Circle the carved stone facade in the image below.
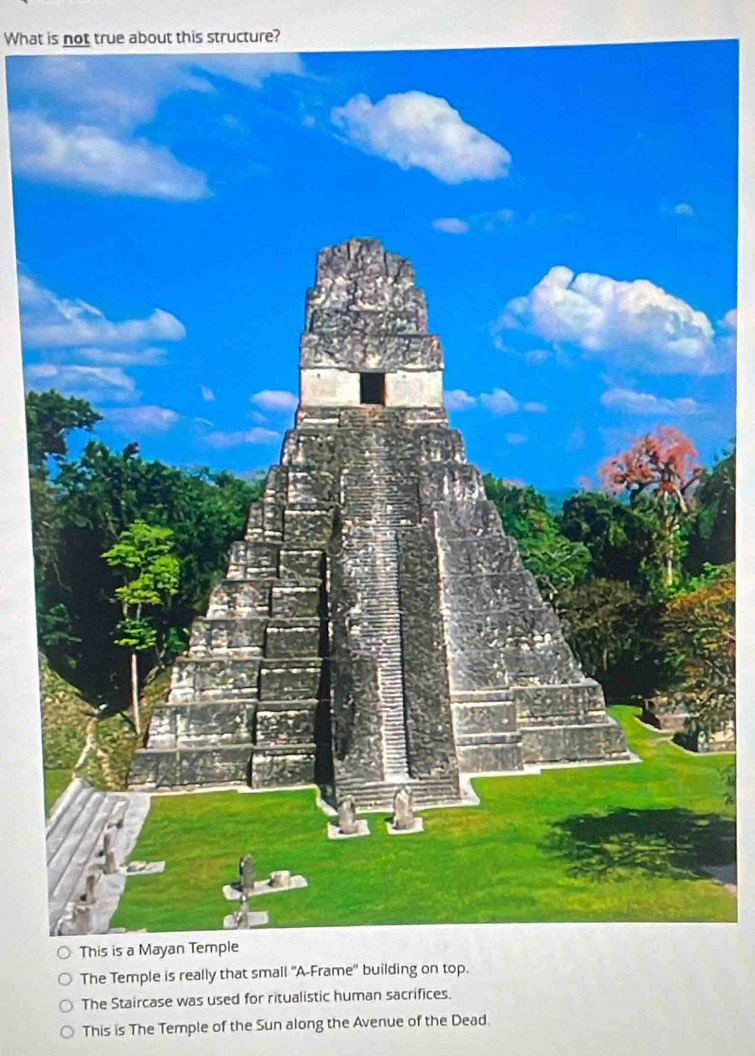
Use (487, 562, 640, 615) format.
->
(128, 238, 628, 807)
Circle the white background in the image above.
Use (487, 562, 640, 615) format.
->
(0, 2, 752, 1053)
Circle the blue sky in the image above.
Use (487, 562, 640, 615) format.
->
(7, 41, 737, 489)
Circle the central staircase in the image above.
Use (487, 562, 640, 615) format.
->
(337, 408, 461, 810)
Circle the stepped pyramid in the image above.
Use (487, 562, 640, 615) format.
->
(129, 238, 628, 808)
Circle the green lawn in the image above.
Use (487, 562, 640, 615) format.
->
(111, 706, 736, 931)
(44, 768, 72, 816)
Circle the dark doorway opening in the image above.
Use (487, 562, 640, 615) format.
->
(360, 372, 385, 405)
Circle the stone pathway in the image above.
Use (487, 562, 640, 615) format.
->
(46, 778, 150, 935)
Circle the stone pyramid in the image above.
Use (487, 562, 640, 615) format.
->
(129, 238, 628, 808)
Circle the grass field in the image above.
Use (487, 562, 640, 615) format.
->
(111, 706, 736, 931)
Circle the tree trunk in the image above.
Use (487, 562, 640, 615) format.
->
(130, 651, 141, 737)
(665, 550, 674, 587)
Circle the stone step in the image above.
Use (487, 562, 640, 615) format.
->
(337, 776, 461, 812)
(48, 793, 128, 929)
(46, 778, 95, 853)
(47, 790, 108, 890)
(48, 791, 150, 935)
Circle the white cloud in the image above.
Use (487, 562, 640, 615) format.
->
(673, 202, 695, 217)
(499, 265, 727, 374)
(13, 56, 304, 128)
(204, 427, 281, 449)
(505, 432, 528, 445)
(720, 308, 737, 332)
(444, 389, 476, 410)
(480, 388, 518, 415)
(201, 385, 215, 402)
(435, 208, 516, 236)
(24, 363, 138, 402)
(432, 217, 470, 234)
(485, 207, 515, 229)
(9, 54, 304, 198)
(251, 389, 298, 412)
(11, 112, 208, 200)
(193, 54, 304, 89)
(331, 91, 511, 184)
(106, 404, 180, 433)
(523, 348, 551, 365)
(20, 273, 185, 349)
(75, 346, 167, 366)
(600, 388, 707, 417)
(523, 401, 547, 413)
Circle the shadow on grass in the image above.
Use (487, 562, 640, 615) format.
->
(544, 808, 736, 881)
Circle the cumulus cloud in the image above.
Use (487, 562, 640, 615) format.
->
(24, 363, 138, 402)
(498, 265, 729, 374)
(200, 385, 215, 401)
(523, 401, 547, 413)
(432, 217, 470, 234)
(8, 54, 304, 198)
(480, 388, 518, 415)
(106, 404, 180, 433)
(204, 427, 281, 449)
(444, 389, 476, 410)
(600, 387, 707, 417)
(251, 389, 298, 412)
(331, 91, 511, 184)
(673, 202, 695, 217)
(19, 273, 185, 350)
(11, 112, 209, 200)
(505, 432, 528, 445)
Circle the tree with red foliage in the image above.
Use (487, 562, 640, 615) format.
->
(598, 427, 701, 586)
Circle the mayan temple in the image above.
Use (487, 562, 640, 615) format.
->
(128, 238, 629, 808)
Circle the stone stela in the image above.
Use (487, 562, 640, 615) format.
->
(128, 237, 629, 810)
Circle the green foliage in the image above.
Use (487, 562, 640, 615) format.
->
(25, 389, 101, 478)
(37, 602, 80, 651)
(559, 491, 660, 590)
(517, 531, 591, 603)
(482, 476, 590, 601)
(556, 578, 663, 697)
(103, 522, 181, 618)
(684, 447, 735, 572)
(662, 563, 735, 736)
(33, 428, 261, 698)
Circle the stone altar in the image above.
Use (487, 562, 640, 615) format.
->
(129, 237, 629, 808)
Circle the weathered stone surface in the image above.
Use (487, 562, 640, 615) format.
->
(336, 795, 360, 835)
(239, 854, 255, 896)
(130, 237, 628, 799)
(392, 786, 415, 830)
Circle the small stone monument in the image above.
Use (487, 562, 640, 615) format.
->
(387, 785, 423, 835)
(84, 873, 98, 905)
(269, 870, 292, 889)
(222, 893, 268, 930)
(239, 854, 256, 896)
(327, 795, 369, 839)
(338, 796, 359, 835)
(103, 829, 118, 875)
(71, 902, 92, 935)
